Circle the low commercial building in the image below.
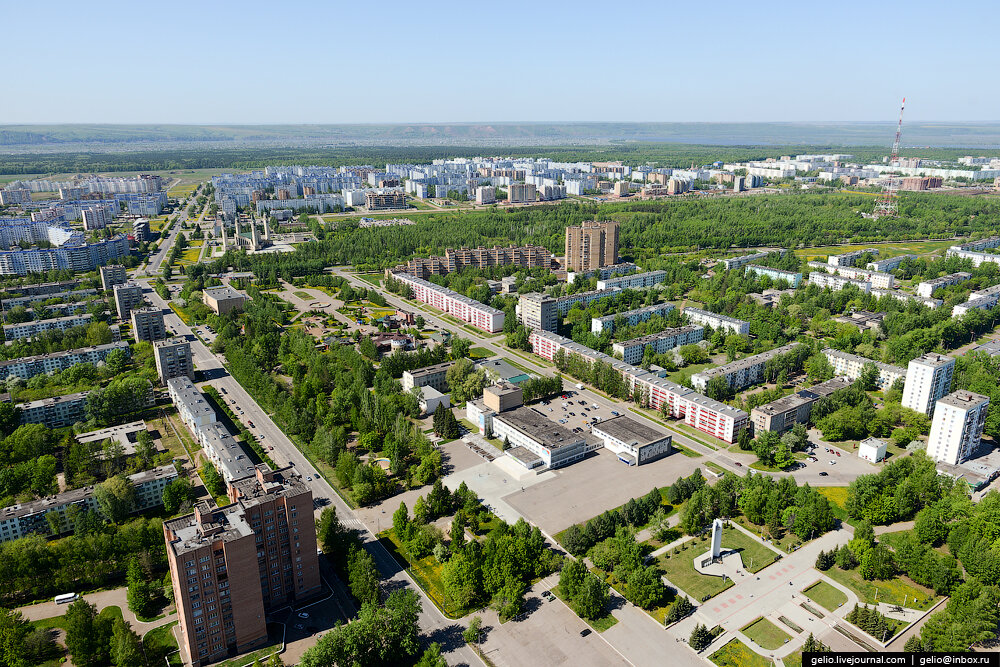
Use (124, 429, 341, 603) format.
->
(822, 348, 906, 388)
(612, 326, 704, 365)
(418, 386, 450, 415)
(0, 464, 177, 543)
(858, 438, 888, 463)
(591, 303, 675, 334)
(691, 343, 803, 392)
(592, 416, 671, 466)
(154, 339, 194, 384)
(744, 265, 802, 288)
(3, 313, 92, 340)
(684, 307, 750, 335)
(130, 307, 166, 342)
(751, 376, 850, 434)
(202, 286, 248, 315)
(483, 384, 523, 413)
(402, 361, 455, 393)
(0, 341, 129, 381)
(17, 391, 89, 428)
(392, 272, 504, 332)
(916, 272, 972, 298)
(491, 406, 587, 469)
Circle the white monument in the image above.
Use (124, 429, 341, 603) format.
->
(711, 518, 723, 560)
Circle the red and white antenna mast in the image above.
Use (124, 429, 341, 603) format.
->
(873, 97, 906, 219)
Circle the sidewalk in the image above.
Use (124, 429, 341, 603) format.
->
(17, 586, 176, 635)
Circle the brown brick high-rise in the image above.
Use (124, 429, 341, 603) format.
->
(163, 466, 321, 666)
(565, 220, 619, 272)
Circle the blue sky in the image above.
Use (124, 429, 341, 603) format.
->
(2, 0, 994, 124)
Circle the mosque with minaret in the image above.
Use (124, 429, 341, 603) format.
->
(219, 217, 272, 252)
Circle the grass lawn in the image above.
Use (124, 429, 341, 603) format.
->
(168, 302, 192, 324)
(793, 239, 957, 261)
(379, 529, 466, 618)
(143, 621, 182, 667)
(741, 617, 791, 650)
(803, 580, 848, 612)
(553, 489, 676, 549)
(709, 638, 772, 667)
(824, 566, 937, 610)
(667, 360, 715, 385)
(293, 291, 314, 300)
(784, 649, 804, 667)
(721, 527, 779, 573)
(731, 516, 804, 553)
(551, 585, 618, 632)
(458, 418, 478, 434)
(210, 623, 284, 667)
(669, 422, 720, 450)
(879, 529, 951, 557)
(655, 541, 734, 602)
(469, 346, 491, 359)
(705, 461, 727, 476)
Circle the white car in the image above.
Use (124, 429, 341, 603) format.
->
(828, 460, 836, 465)
(297, 612, 310, 619)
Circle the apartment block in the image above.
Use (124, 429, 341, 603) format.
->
(751, 376, 850, 434)
(612, 325, 704, 365)
(827, 249, 878, 267)
(155, 339, 194, 384)
(17, 391, 90, 428)
(691, 343, 803, 392)
(926, 390, 990, 465)
(953, 293, 999, 317)
(164, 466, 320, 667)
(744, 265, 802, 288)
(720, 251, 777, 271)
(402, 361, 455, 393)
(475, 186, 495, 205)
(567, 262, 639, 284)
(822, 348, 906, 388)
(364, 189, 406, 210)
(507, 183, 536, 203)
(516, 293, 558, 332)
(564, 221, 619, 272)
(3, 313, 92, 341)
(131, 307, 166, 342)
(0, 465, 177, 543)
(684, 307, 750, 335)
(113, 282, 144, 319)
(916, 272, 971, 298)
(0, 341, 129, 381)
(902, 353, 956, 416)
(596, 270, 668, 291)
(809, 270, 872, 293)
(867, 255, 915, 272)
(392, 272, 504, 333)
(591, 303, 675, 335)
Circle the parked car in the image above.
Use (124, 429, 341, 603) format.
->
(819, 471, 829, 476)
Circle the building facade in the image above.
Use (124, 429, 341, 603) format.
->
(684, 307, 750, 335)
(564, 221, 619, 272)
(392, 273, 504, 333)
(155, 340, 194, 384)
(131, 307, 167, 342)
(926, 391, 990, 465)
(901, 353, 956, 417)
(612, 326, 704, 365)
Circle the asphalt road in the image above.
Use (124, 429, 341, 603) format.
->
(141, 281, 480, 666)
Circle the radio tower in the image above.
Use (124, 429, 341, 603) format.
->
(873, 97, 906, 219)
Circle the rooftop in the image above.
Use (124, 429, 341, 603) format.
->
(593, 302, 674, 325)
(495, 406, 583, 450)
(0, 341, 127, 369)
(684, 307, 746, 325)
(614, 325, 703, 348)
(910, 352, 955, 368)
(593, 415, 669, 446)
(406, 361, 455, 378)
(203, 285, 246, 301)
(17, 390, 89, 409)
(938, 390, 990, 410)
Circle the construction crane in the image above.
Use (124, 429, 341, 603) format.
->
(872, 98, 906, 219)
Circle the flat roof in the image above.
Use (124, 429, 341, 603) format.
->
(17, 390, 90, 409)
(938, 390, 990, 410)
(593, 415, 669, 446)
(614, 326, 703, 349)
(752, 392, 813, 416)
(0, 341, 128, 369)
(593, 302, 674, 325)
(406, 361, 454, 378)
(684, 307, 747, 325)
(495, 406, 582, 450)
(203, 286, 246, 300)
(695, 343, 802, 380)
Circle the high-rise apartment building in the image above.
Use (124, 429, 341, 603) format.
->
(507, 183, 536, 204)
(100, 265, 127, 291)
(926, 390, 990, 465)
(155, 339, 194, 384)
(164, 466, 321, 666)
(131, 307, 167, 342)
(901, 353, 955, 416)
(564, 221, 619, 272)
(113, 282, 144, 319)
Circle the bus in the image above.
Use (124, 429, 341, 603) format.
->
(54, 593, 78, 605)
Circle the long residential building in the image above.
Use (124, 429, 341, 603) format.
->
(0, 465, 177, 543)
(17, 391, 90, 428)
(691, 343, 803, 392)
(567, 262, 638, 284)
(612, 326, 704, 365)
(827, 249, 878, 267)
(591, 303, 675, 334)
(720, 251, 785, 271)
(0, 341, 129, 380)
(684, 307, 750, 335)
(401, 361, 455, 392)
(808, 270, 872, 293)
(2, 313, 92, 340)
(394, 245, 552, 279)
(167, 376, 257, 484)
(596, 270, 667, 291)
(871, 288, 943, 310)
(529, 329, 749, 443)
(916, 272, 972, 298)
(1, 288, 97, 310)
(822, 348, 906, 388)
(867, 255, 916, 272)
(947, 238, 1000, 268)
(392, 272, 504, 332)
(516, 288, 623, 332)
(744, 265, 802, 288)
(0, 235, 130, 276)
(953, 293, 999, 317)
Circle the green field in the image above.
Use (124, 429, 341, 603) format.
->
(824, 566, 937, 610)
(177, 248, 201, 265)
(143, 621, 182, 667)
(803, 580, 847, 612)
(655, 541, 734, 602)
(721, 527, 779, 573)
(553, 488, 675, 549)
(379, 529, 465, 618)
(793, 239, 958, 262)
(709, 638, 772, 667)
(741, 617, 791, 650)
(469, 347, 491, 359)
